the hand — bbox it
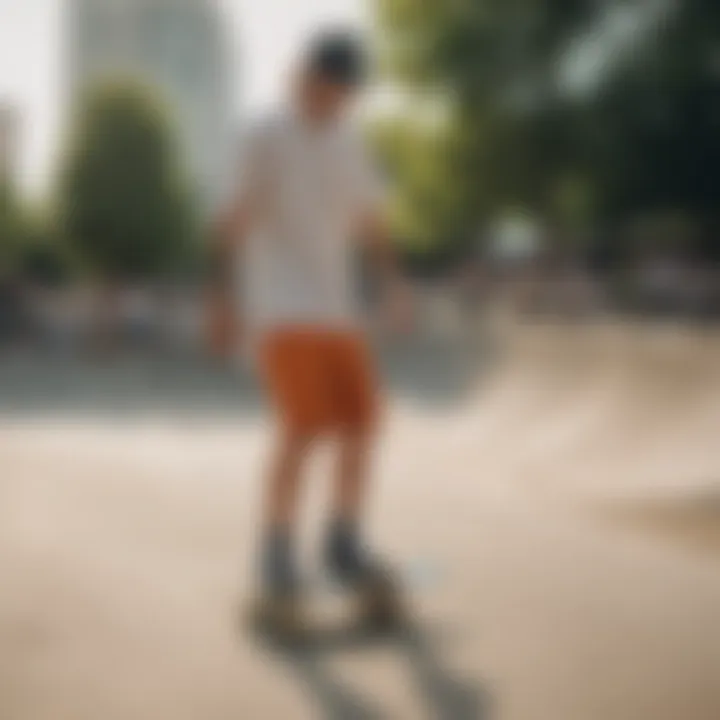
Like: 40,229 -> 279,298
383,280 -> 415,337
206,290 -> 239,360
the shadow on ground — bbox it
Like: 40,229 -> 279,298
0,332 -> 494,420
376,331 -> 496,408
0,352 -> 265,420
249,620 -> 491,720
600,488 -> 720,557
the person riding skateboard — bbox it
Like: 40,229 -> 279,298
210,30 -> 412,635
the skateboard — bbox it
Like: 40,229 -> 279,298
245,559 -> 442,646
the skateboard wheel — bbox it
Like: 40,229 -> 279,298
246,597 -> 306,643
358,582 -> 406,629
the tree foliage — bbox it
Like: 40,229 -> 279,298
374,0 -> 720,262
0,177 -> 26,275
58,80 -> 195,282
586,0 -> 720,260
374,0 -> 599,248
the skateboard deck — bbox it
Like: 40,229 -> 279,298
245,559 -> 443,647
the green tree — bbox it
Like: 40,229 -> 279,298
58,80 -> 195,283
374,0 -> 599,253
376,0 -> 720,265
0,177 -> 26,276
584,0 -> 720,262
372,118 -> 472,249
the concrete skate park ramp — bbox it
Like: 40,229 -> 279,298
453,319 -> 720,552
1,319 -> 720,720
1,315 -> 719,524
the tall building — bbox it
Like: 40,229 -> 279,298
0,102 -> 20,184
66,0 -> 234,208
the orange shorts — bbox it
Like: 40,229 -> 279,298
259,328 -> 380,436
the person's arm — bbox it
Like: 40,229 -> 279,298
206,199 -> 250,359
360,209 -> 400,287
208,196 -> 253,296
206,126 -> 267,357
359,208 -> 414,334
351,130 -> 414,333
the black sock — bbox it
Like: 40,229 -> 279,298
326,518 -> 365,573
261,526 -> 295,595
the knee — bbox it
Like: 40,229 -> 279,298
338,427 -> 375,451
277,428 -> 317,459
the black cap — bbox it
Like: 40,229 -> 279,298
305,30 -> 368,88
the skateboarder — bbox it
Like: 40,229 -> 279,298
210,30 -> 412,634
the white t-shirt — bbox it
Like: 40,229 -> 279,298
233,109 -> 384,333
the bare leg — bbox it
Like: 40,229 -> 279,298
265,430 -> 314,529
325,430 -> 382,583
261,430 -> 314,596
326,431 -> 401,621
332,430 -> 374,523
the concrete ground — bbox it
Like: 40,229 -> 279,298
1,319 -> 720,720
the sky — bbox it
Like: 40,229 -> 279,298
0,0 -> 369,196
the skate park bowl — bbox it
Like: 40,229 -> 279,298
1,314 -> 720,720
